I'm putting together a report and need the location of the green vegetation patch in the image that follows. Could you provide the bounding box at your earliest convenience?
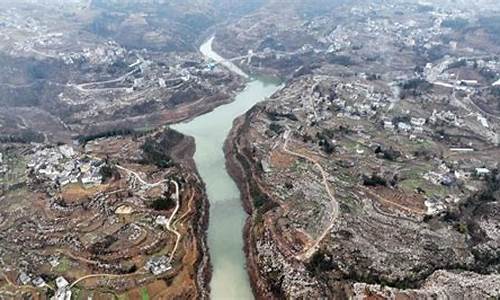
[0,151,27,186]
[399,179,422,191]
[71,287,83,300]
[140,287,150,300]
[399,178,448,199]
[289,159,306,173]
[55,257,71,273]
[340,195,360,213]
[343,140,360,151]
[401,165,429,178]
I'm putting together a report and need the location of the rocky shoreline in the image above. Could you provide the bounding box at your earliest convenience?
[223,106,279,300]
[193,176,211,300]
[170,131,212,299]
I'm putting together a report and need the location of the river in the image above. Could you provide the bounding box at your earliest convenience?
[172,37,281,299]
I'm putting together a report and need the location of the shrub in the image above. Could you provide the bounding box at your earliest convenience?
[141,138,172,168]
[363,174,387,187]
[455,222,469,234]
[150,197,175,211]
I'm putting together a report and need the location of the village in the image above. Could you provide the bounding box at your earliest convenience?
[0,129,207,299]
[220,1,500,297]
[230,65,500,298]
[0,0,243,145]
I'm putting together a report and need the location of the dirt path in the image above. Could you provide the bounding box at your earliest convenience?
[282,130,339,260]
[166,180,181,264]
[69,272,147,289]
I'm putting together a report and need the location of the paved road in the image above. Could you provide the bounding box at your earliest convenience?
[69,68,138,92]
[166,180,181,263]
[201,36,249,79]
[115,165,168,188]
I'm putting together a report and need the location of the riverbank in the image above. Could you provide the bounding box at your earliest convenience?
[169,133,212,299]
[224,106,279,300]
[130,129,213,299]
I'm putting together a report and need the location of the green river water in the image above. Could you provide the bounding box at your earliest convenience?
[172,38,281,299]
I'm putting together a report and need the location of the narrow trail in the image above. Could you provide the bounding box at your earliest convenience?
[363,188,426,215]
[166,180,182,264]
[281,130,339,260]
[174,190,195,227]
[69,272,147,289]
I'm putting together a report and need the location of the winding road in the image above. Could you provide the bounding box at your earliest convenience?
[200,37,249,79]
[115,165,182,263]
[69,68,139,93]
[282,130,339,260]
[115,165,169,188]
